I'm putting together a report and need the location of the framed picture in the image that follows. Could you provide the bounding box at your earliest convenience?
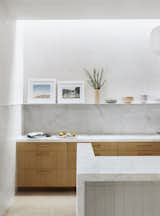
[58,81,85,104]
[28,79,56,104]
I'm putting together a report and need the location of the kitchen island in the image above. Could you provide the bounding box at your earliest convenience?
[77,143,160,216]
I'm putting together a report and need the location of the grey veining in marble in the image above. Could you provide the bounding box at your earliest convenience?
[23,104,160,135]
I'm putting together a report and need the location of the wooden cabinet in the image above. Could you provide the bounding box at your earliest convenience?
[17,141,160,188]
[92,142,160,156]
[16,142,76,188]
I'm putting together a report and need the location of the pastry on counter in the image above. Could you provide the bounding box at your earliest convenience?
[122,96,134,104]
[58,131,77,138]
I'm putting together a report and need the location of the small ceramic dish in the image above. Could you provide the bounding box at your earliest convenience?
[105,99,117,104]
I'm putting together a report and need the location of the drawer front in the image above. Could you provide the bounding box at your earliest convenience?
[17,151,39,169]
[17,168,76,187]
[37,142,66,152]
[17,151,57,169]
[17,169,57,187]
[93,142,118,156]
[17,142,67,152]
[93,142,118,151]
[17,142,37,151]
[118,142,160,156]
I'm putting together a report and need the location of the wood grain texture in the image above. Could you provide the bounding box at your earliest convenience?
[92,142,160,156]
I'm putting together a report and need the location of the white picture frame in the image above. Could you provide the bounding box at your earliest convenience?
[28,79,57,104]
[57,81,85,104]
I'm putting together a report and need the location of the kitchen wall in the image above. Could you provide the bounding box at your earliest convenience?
[0,2,22,215]
[22,20,160,104]
[23,104,160,135]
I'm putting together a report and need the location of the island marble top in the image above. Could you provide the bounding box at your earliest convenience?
[77,143,160,182]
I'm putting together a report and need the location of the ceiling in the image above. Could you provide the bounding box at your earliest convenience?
[4,0,160,19]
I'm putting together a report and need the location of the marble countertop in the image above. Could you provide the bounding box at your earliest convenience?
[16,134,160,142]
[77,143,160,182]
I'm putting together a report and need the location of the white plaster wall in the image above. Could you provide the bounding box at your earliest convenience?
[0,5,23,105]
[0,2,22,215]
[22,20,160,104]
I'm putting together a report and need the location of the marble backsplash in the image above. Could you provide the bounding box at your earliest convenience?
[23,104,160,135]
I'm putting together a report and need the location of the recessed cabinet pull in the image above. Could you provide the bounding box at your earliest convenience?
[38,169,49,173]
[36,152,50,157]
[39,144,49,148]
[137,144,152,147]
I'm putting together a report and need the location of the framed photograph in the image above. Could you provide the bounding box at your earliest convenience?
[58,81,85,104]
[28,79,56,104]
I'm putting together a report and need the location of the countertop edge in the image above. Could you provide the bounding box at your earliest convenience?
[16,134,160,142]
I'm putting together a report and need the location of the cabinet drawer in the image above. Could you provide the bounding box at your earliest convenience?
[93,142,118,151]
[17,151,39,169]
[37,142,66,152]
[17,151,57,169]
[93,142,118,156]
[17,142,67,152]
[17,142,37,151]
[118,142,160,156]
[17,169,57,187]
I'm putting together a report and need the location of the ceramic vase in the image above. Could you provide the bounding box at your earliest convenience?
[95,89,100,104]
